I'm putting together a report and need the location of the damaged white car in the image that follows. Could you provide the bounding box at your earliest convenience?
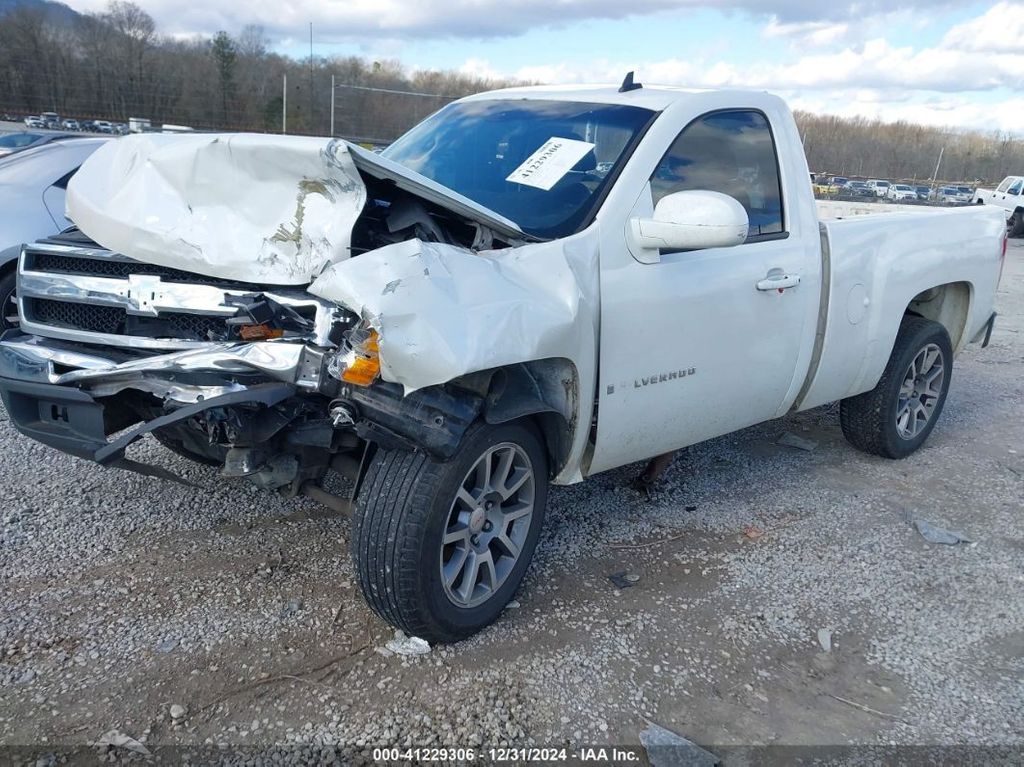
[0,79,1007,642]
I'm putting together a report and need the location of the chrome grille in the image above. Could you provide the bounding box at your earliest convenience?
[28,251,253,288]
[18,243,342,350]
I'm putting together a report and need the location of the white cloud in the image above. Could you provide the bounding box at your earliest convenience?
[499,38,1024,96]
[763,18,850,47]
[63,0,960,41]
[942,1,1024,54]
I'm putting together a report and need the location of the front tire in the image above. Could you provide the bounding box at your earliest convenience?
[840,317,953,459]
[0,268,18,331]
[352,420,548,643]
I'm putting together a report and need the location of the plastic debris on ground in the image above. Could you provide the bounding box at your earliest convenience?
[384,629,431,656]
[155,638,179,653]
[817,628,833,653]
[608,571,638,589]
[903,511,973,545]
[742,525,765,541]
[776,432,818,451]
[94,730,151,757]
[639,722,719,767]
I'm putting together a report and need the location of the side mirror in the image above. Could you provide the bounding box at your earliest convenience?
[628,190,749,264]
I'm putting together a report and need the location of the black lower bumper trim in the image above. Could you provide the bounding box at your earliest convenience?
[0,378,296,466]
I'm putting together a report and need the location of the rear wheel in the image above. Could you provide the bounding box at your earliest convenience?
[840,317,952,459]
[1008,210,1024,238]
[352,420,547,643]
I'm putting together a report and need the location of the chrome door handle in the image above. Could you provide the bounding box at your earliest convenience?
[756,272,801,291]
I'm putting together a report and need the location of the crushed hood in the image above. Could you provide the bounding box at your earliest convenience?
[65,133,527,286]
[66,134,366,285]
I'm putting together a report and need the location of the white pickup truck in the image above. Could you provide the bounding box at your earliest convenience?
[0,81,1007,642]
[974,175,1024,236]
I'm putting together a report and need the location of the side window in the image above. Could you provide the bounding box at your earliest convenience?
[997,178,1013,193]
[1009,179,1023,196]
[650,110,784,239]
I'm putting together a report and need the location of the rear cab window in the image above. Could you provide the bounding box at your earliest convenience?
[650,109,785,243]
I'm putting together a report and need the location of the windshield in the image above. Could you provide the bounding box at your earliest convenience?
[382,99,654,238]
[0,133,42,149]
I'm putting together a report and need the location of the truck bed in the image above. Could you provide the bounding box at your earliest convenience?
[797,204,1006,412]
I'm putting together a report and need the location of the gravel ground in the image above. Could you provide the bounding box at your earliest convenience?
[1,243,1022,763]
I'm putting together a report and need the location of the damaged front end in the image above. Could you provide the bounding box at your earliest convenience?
[0,130,597,499]
[0,238,492,497]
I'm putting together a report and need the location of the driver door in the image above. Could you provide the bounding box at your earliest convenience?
[588,109,819,474]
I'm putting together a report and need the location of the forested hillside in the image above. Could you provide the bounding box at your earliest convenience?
[1,1,1021,182]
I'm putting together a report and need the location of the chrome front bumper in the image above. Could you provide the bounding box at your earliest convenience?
[0,332,328,404]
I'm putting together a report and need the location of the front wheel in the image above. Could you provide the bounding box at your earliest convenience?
[840,317,953,459]
[0,268,18,331]
[352,420,548,643]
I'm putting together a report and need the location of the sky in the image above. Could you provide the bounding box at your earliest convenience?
[64,0,1024,133]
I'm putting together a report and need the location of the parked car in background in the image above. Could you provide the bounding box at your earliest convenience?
[23,116,45,129]
[0,137,109,329]
[956,185,975,200]
[847,180,873,197]
[92,121,114,134]
[915,185,932,201]
[813,176,847,195]
[113,123,130,135]
[0,132,79,159]
[974,175,1024,236]
[40,112,61,130]
[61,119,80,131]
[866,179,891,197]
[934,186,970,204]
[887,184,918,202]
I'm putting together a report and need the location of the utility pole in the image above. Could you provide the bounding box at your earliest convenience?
[282,73,287,134]
[309,22,315,130]
[931,146,945,187]
[330,74,335,137]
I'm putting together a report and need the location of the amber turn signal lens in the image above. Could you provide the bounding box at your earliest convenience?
[340,330,380,386]
[239,323,284,341]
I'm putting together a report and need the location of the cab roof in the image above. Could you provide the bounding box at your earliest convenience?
[460,83,780,112]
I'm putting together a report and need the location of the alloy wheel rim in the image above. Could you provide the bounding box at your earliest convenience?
[896,343,945,440]
[439,442,535,608]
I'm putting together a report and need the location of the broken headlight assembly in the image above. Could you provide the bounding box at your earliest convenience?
[328,323,381,387]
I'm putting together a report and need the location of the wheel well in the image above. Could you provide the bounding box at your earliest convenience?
[477,359,577,478]
[905,281,971,350]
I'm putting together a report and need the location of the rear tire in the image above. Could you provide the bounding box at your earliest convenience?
[1008,210,1024,238]
[352,420,547,643]
[840,317,952,459]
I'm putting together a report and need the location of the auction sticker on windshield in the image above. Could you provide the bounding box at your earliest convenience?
[506,137,595,191]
